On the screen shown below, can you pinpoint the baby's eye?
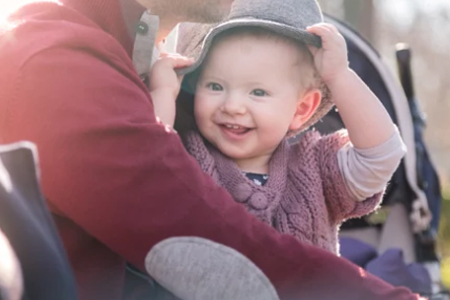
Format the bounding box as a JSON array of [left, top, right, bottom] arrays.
[[251, 89, 268, 97], [206, 82, 223, 91]]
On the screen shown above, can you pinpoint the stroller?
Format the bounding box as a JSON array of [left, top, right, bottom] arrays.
[[295, 14, 448, 299]]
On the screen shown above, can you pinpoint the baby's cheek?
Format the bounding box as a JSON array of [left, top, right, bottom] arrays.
[[259, 122, 289, 144], [194, 97, 209, 118]]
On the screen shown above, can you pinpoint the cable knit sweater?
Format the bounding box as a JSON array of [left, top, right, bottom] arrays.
[[184, 130, 383, 254]]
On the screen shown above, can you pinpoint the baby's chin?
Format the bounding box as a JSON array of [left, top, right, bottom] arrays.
[[212, 143, 249, 158], [217, 144, 272, 164], [214, 144, 248, 159]]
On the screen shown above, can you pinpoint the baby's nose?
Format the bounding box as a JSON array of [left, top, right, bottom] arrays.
[[221, 95, 247, 115]]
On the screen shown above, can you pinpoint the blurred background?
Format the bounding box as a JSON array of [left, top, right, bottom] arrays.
[[1, 0, 449, 290], [317, 0, 450, 288]]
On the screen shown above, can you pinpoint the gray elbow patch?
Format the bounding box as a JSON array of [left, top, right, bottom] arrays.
[[145, 237, 280, 300]]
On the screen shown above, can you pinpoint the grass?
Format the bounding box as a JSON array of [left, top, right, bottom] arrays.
[[443, 258, 450, 289], [439, 185, 450, 288]]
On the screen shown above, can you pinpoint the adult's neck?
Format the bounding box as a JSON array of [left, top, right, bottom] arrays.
[[155, 13, 178, 43], [134, 0, 179, 43]]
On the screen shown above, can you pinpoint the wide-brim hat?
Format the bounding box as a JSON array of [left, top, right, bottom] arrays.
[[176, 0, 334, 134]]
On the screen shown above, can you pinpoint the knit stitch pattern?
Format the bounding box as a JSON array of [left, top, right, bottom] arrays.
[[184, 130, 383, 254]]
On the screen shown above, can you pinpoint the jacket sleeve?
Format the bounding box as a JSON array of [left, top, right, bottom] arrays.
[[8, 45, 422, 300], [315, 130, 383, 224]]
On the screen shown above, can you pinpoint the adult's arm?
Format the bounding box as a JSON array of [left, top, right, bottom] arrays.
[[7, 45, 422, 300]]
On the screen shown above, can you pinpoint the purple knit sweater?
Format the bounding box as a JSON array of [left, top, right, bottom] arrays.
[[184, 130, 383, 254]]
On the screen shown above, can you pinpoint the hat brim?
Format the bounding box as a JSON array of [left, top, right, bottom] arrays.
[[178, 18, 322, 76], [177, 18, 333, 134]]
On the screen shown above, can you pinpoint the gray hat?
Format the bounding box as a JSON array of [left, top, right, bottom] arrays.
[[177, 0, 333, 133]]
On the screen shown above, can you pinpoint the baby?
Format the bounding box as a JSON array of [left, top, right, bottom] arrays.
[[149, 0, 406, 254]]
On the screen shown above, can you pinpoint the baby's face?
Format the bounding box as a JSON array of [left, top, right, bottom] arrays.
[[194, 34, 309, 172]]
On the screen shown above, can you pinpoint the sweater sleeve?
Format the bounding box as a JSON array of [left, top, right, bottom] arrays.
[[315, 130, 383, 225], [5, 43, 422, 300]]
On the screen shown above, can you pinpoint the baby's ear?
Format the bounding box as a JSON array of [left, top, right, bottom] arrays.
[[289, 89, 322, 131]]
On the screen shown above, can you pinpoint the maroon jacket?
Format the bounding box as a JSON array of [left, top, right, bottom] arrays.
[[0, 0, 423, 299]]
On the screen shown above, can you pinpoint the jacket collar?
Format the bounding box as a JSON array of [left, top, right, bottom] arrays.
[[59, 0, 147, 56], [58, 0, 158, 80]]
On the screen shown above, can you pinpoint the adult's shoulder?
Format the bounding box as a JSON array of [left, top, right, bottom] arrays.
[[0, 4, 151, 143], [0, 2, 133, 74], [0, 1, 148, 124]]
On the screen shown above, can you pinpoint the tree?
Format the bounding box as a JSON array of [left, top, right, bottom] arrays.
[[343, 0, 375, 43], [318, 0, 375, 44]]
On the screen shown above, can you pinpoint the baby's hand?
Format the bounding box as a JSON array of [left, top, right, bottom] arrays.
[[149, 53, 194, 98], [306, 23, 349, 84], [149, 53, 193, 126]]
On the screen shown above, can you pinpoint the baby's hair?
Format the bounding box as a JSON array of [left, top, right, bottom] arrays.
[[210, 26, 321, 92]]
